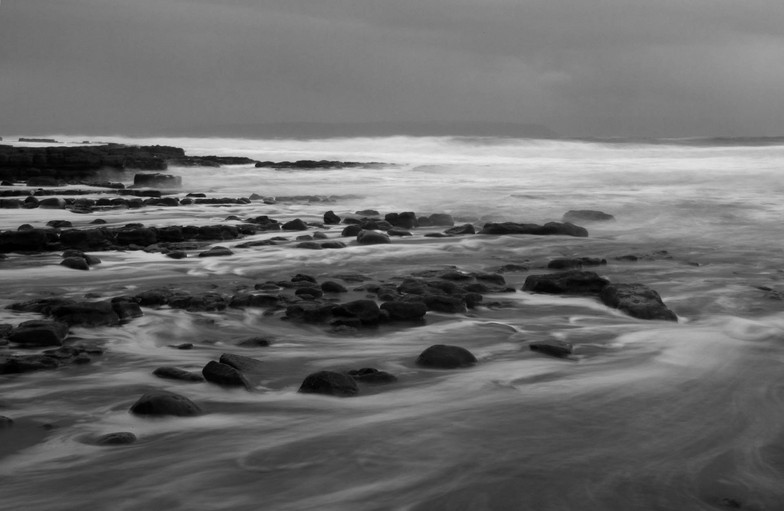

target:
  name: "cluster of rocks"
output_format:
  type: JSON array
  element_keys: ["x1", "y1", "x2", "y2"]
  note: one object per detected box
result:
[
  {"x1": 7, "y1": 297, "x2": 143, "y2": 327},
  {"x1": 523, "y1": 269, "x2": 677, "y2": 321},
  {"x1": 0, "y1": 222, "x2": 254, "y2": 254},
  {"x1": 0, "y1": 318, "x2": 105, "y2": 375},
  {"x1": 0, "y1": 192, "x2": 253, "y2": 212}
]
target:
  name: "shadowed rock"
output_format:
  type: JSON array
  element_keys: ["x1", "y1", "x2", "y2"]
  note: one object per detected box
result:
[
  {"x1": 323, "y1": 210, "x2": 341, "y2": 224},
  {"x1": 8, "y1": 320, "x2": 69, "y2": 347},
  {"x1": 129, "y1": 390, "x2": 202, "y2": 417},
  {"x1": 202, "y1": 361, "x2": 251, "y2": 388},
  {"x1": 357, "y1": 230, "x2": 391, "y2": 245},
  {"x1": 50, "y1": 301, "x2": 120, "y2": 326},
  {"x1": 481, "y1": 221, "x2": 588, "y2": 237},
  {"x1": 298, "y1": 370, "x2": 359, "y2": 397},
  {"x1": 347, "y1": 368, "x2": 398, "y2": 384},
  {"x1": 416, "y1": 344, "x2": 477, "y2": 369},
  {"x1": 523, "y1": 270, "x2": 610, "y2": 295},
  {"x1": 380, "y1": 301, "x2": 428, "y2": 321},
  {"x1": 60, "y1": 256, "x2": 90, "y2": 271},
  {"x1": 600, "y1": 283, "x2": 678, "y2": 321}
]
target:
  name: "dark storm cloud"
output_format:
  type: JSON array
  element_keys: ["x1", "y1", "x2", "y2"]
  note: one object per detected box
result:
[{"x1": 1, "y1": 0, "x2": 782, "y2": 137}]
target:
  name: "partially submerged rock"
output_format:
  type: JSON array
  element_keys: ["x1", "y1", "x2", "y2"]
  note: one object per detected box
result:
[
  {"x1": 298, "y1": 370, "x2": 359, "y2": 397},
  {"x1": 202, "y1": 361, "x2": 252, "y2": 389},
  {"x1": 481, "y1": 221, "x2": 588, "y2": 237},
  {"x1": 8, "y1": 320, "x2": 69, "y2": 347},
  {"x1": 562, "y1": 210, "x2": 615, "y2": 223},
  {"x1": 347, "y1": 368, "x2": 397, "y2": 384},
  {"x1": 129, "y1": 390, "x2": 202, "y2": 417},
  {"x1": 600, "y1": 283, "x2": 678, "y2": 321},
  {"x1": 416, "y1": 344, "x2": 477, "y2": 369},
  {"x1": 522, "y1": 270, "x2": 610, "y2": 295}
]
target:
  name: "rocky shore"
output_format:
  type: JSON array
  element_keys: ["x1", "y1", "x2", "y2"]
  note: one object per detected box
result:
[{"x1": 0, "y1": 142, "x2": 680, "y2": 449}]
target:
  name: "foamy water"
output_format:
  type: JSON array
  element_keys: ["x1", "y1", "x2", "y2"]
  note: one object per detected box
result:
[{"x1": 1, "y1": 136, "x2": 784, "y2": 510}]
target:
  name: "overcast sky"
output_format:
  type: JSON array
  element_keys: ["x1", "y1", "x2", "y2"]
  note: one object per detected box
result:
[{"x1": 1, "y1": 0, "x2": 783, "y2": 138}]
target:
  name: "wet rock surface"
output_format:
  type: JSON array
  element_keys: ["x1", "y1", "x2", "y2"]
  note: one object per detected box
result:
[
  {"x1": 416, "y1": 345, "x2": 478, "y2": 369},
  {"x1": 129, "y1": 390, "x2": 203, "y2": 417}
]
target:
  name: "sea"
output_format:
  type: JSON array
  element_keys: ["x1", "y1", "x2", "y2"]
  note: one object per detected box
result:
[{"x1": 1, "y1": 135, "x2": 783, "y2": 510}]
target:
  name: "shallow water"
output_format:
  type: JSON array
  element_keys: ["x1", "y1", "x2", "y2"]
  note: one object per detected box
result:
[{"x1": 1, "y1": 136, "x2": 784, "y2": 510}]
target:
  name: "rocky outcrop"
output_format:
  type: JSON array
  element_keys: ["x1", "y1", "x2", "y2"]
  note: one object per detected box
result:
[
  {"x1": 255, "y1": 160, "x2": 385, "y2": 170},
  {"x1": 481, "y1": 222, "x2": 588, "y2": 237}
]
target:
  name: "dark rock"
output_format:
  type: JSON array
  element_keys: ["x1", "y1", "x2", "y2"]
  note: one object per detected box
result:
[
  {"x1": 116, "y1": 227, "x2": 157, "y2": 246},
  {"x1": 285, "y1": 303, "x2": 336, "y2": 323},
  {"x1": 153, "y1": 366, "x2": 205, "y2": 382},
  {"x1": 530, "y1": 340, "x2": 573, "y2": 358},
  {"x1": 444, "y1": 224, "x2": 475, "y2": 235},
  {"x1": 282, "y1": 218, "x2": 308, "y2": 231},
  {"x1": 422, "y1": 295, "x2": 467, "y2": 313},
  {"x1": 599, "y1": 283, "x2": 678, "y2": 321},
  {"x1": 91, "y1": 219, "x2": 107, "y2": 225},
  {"x1": 38, "y1": 197, "x2": 66, "y2": 209},
  {"x1": 135, "y1": 288, "x2": 174, "y2": 306},
  {"x1": 523, "y1": 270, "x2": 610, "y2": 295},
  {"x1": 334, "y1": 300, "x2": 382, "y2": 325},
  {"x1": 0, "y1": 324, "x2": 11, "y2": 338},
  {"x1": 355, "y1": 209, "x2": 380, "y2": 216},
  {"x1": 95, "y1": 432, "x2": 137, "y2": 446},
  {"x1": 47, "y1": 220, "x2": 72, "y2": 229},
  {"x1": 297, "y1": 241, "x2": 323, "y2": 250},
  {"x1": 384, "y1": 212, "x2": 417, "y2": 229},
  {"x1": 198, "y1": 246, "x2": 233, "y2": 257},
  {"x1": 295, "y1": 287, "x2": 324, "y2": 299},
  {"x1": 166, "y1": 250, "x2": 187, "y2": 259},
  {"x1": 476, "y1": 273, "x2": 506, "y2": 286},
  {"x1": 341, "y1": 224, "x2": 363, "y2": 237},
  {"x1": 321, "y1": 241, "x2": 347, "y2": 249},
  {"x1": 50, "y1": 301, "x2": 120, "y2": 326},
  {"x1": 8, "y1": 320, "x2": 69, "y2": 347},
  {"x1": 170, "y1": 343, "x2": 194, "y2": 350},
  {"x1": 548, "y1": 257, "x2": 605, "y2": 270},
  {"x1": 323, "y1": 210, "x2": 341, "y2": 224},
  {"x1": 0, "y1": 354, "x2": 61, "y2": 373},
  {"x1": 292, "y1": 273, "x2": 317, "y2": 283},
  {"x1": 219, "y1": 353, "x2": 264, "y2": 376},
  {"x1": 387, "y1": 227, "x2": 412, "y2": 237},
  {"x1": 380, "y1": 301, "x2": 427, "y2": 321},
  {"x1": 321, "y1": 281, "x2": 348, "y2": 293},
  {"x1": 0, "y1": 416, "x2": 14, "y2": 428},
  {"x1": 357, "y1": 230, "x2": 390, "y2": 245},
  {"x1": 202, "y1": 361, "x2": 251, "y2": 388},
  {"x1": 298, "y1": 370, "x2": 359, "y2": 397},
  {"x1": 0, "y1": 228, "x2": 55, "y2": 252},
  {"x1": 427, "y1": 213, "x2": 455, "y2": 226},
  {"x1": 562, "y1": 210, "x2": 615, "y2": 223},
  {"x1": 347, "y1": 368, "x2": 397, "y2": 384},
  {"x1": 480, "y1": 221, "x2": 588, "y2": 237},
  {"x1": 133, "y1": 173, "x2": 181, "y2": 187},
  {"x1": 60, "y1": 256, "x2": 90, "y2": 271},
  {"x1": 416, "y1": 344, "x2": 477, "y2": 369},
  {"x1": 129, "y1": 390, "x2": 202, "y2": 417}
]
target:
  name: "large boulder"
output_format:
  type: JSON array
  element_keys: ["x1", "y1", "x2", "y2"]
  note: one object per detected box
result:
[
  {"x1": 599, "y1": 283, "x2": 677, "y2": 321},
  {"x1": 129, "y1": 390, "x2": 202, "y2": 417},
  {"x1": 8, "y1": 320, "x2": 69, "y2": 347},
  {"x1": 416, "y1": 344, "x2": 477, "y2": 369},
  {"x1": 522, "y1": 270, "x2": 610, "y2": 295},
  {"x1": 298, "y1": 370, "x2": 359, "y2": 397}
]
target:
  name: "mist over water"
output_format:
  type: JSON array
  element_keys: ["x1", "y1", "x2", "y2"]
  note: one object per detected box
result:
[{"x1": 2, "y1": 136, "x2": 784, "y2": 510}]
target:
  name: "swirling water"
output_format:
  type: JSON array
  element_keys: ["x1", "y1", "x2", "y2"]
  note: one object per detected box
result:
[{"x1": 1, "y1": 136, "x2": 784, "y2": 510}]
